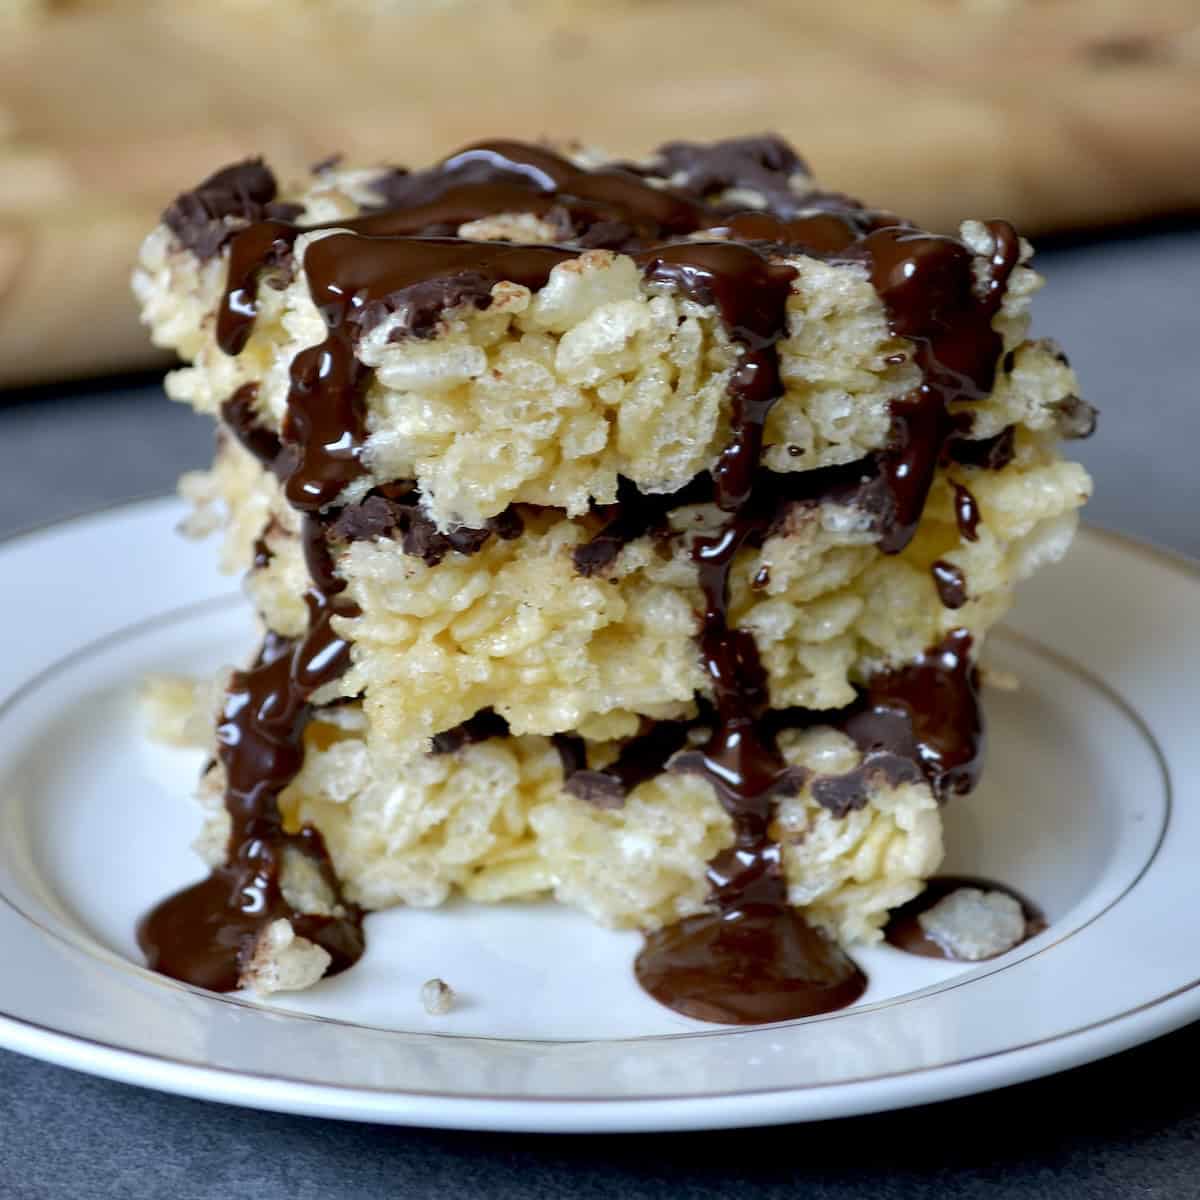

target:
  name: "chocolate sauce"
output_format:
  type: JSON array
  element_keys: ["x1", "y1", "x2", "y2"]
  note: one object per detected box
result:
[
  {"x1": 430, "y1": 707, "x2": 511, "y2": 755},
  {"x1": 861, "y1": 221, "x2": 1019, "y2": 553},
  {"x1": 329, "y1": 487, "x2": 523, "y2": 566},
  {"x1": 648, "y1": 214, "x2": 1021, "y2": 555},
  {"x1": 557, "y1": 718, "x2": 696, "y2": 808},
  {"x1": 640, "y1": 243, "x2": 798, "y2": 514},
  {"x1": 640, "y1": 626, "x2": 981, "y2": 1021},
  {"x1": 651, "y1": 135, "x2": 810, "y2": 218},
  {"x1": 884, "y1": 875, "x2": 1046, "y2": 960},
  {"x1": 573, "y1": 457, "x2": 887, "y2": 576},
  {"x1": 220, "y1": 383, "x2": 284, "y2": 472},
  {"x1": 369, "y1": 138, "x2": 714, "y2": 244},
  {"x1": 952, "y1": 482, "x2": 981, "y2": 542},
  {"x1": 631, "y1": 219, "x2": 1011, "y2": 1025},
  {"x1": 572, "y1": 474, "x2": 710, "y2": 577},
  {"x1": 950, "y1": 426, "x2": 1016, "y2": 472},
  {"x1": 137, "y1": 517, "x2": 365, "y2": 990},
  {"x1": 932, "y1": 560, "x2": 968, "y2": 609},
  {"x1": 163, "y1": 160, "x2": 302, "y2": 262},
  {"x1": 145, "y1": 137, "x2": 1018, "y2": 1010},
  {"x1": 216, "y1": 220, "x2": 299, "y2": 358},
  {"x1": 635, "y1": 906, "x2": 867, "y2": 1025},
  {"x1": 856, "y1": 629, "x2": 983, "y2": 800},
  {"x1": 811, "y1": 630, "x2": 982, "y2": 818},
  {"x1": 252, "y1": 517, "x2": 281, "y2": 571},
  {"x1": 551, "y1": 732, "x2": 588, "y2": 780},
  {"x1": 632, "y1": 232, "x2": 870, "y2": 1024}
]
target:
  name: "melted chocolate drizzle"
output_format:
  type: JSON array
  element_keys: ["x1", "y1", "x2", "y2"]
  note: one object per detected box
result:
[
  {"x1": 932, "y1": 560, "x2": 968, "y2": 609},
  {"x1": 952, "y1": 482, "x2": 982, "y2": 542},
  {"x1": 221, "y1": 383, "x2": 284, "y2": 473},
  {"x1": 809, "y1": 630, "x2": 982, "y2": 818},
  {"x1": 630, "y1": 206, "x2": 1011, "y2": 1026},
  {"x1": 650, "y1": 136, "x2": 810, "y2": 217},
  {"x1": 861, "y1": 221, "x2": 1019, "y2": 552},
  {"x1": 137, "y1": 519, "x2": 365, "y2": 990},
  {"x1": 163, "y1": 160, "x2": 302, "y2": 262},
  {"x1": 572, "y1": 461, "x2": 879, "y2": 578},
  {"x1": 368, "y1": 138, "x2": 713, "y2": 247},
  {"x1": 145, "y1": 137, "x2": 1018, "y2": 1013},
  {"x1": 633, "y1": 236, "x2": 865, "y2": 1026}
]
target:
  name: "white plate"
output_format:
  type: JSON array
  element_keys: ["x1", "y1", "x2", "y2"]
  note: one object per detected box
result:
[{"x1": 0, "y1": 498, "x2": 1196, "y2": 1132}]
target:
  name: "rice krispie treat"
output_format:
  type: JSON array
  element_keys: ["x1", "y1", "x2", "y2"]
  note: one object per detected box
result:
[{"x1": 133, "y1": 136, "x2": 1093, "y2": 1023}]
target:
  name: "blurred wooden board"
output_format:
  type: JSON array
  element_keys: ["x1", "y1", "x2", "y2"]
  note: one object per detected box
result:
[{"x1": 2, "y1": 0, "x2": 1199, "y2": 387}]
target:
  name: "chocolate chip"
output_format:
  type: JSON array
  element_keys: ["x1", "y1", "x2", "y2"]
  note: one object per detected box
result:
[
  {"x1": 653, "y1": 134, "x2": 810, "y2": 216},
  {"x1": 430, "y1": 708, "x2": 511, "y2": 755},
  {"x1": 330, "y1": 489, "x2": 521, "y2": 566},
  {"x1": 932, "y1": 560, "x2": 968, "y2": 609},
  {"x1": 948, "y1": 426, "x2": 1016, "y2": 471},
  {"x1": 163, "y1": 159, "x2": 301, "y2": 261},
  {"x1": 1049, "y1": 394, "x2": 1098, "y2": 440}
]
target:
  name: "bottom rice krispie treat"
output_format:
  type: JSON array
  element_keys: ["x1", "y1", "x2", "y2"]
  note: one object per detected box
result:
[{"x1": 134, "y1": 135, "x2": 1093, "y2": 1023}]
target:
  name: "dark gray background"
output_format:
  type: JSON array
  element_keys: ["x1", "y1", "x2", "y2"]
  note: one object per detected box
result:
[{"x1": 1, "y1": 228, "x2": 1197, "y2": 1198}]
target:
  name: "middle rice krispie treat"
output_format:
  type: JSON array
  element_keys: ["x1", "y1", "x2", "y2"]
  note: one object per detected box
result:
[{"x1": 134, "y1": 136, "x2": 1093, "y2": 1022}]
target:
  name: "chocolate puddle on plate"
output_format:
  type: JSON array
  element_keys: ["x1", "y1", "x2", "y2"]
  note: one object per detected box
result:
[{"x1": 884, "y1": 875, "x2": 1047, "y2": 961}]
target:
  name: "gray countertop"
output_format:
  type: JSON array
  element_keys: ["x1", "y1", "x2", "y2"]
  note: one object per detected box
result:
[{"x1": 1, "y1": 228, "x2": 1197, "y2": 1198}]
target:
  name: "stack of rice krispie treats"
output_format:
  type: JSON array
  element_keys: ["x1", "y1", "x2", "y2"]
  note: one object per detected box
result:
[{"x1": 134, "y1": 136, "x2": 1092, "y2": 1021}]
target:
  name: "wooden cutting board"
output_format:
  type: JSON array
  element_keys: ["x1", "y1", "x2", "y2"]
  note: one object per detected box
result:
[{"x1": 2, "y1": 0, "x2": 1198, "y2": 388}]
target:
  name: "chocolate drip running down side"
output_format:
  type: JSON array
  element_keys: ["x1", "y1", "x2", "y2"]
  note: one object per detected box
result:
[
  {"x1": 635, "y1": 240, "x2": 869, "y2": 1025},
  {"x1": 137, "y1": 518, "x2": 365, "y2": 990},
  {"x1": 631, "y1": 222, "x2": 1016, "y2": 1023},
  {"x1": 221, "y1": 383, "x2": 284, "y2": 473},
  {"x1": 640, "y1": 630, "x2": 982, "y2": 1022},
  {"x1": 545, "y1": 628, "x2": 982, "y2": 820},
  {"x1": 146, "y1": 243, "x2": 569, "y2": 992},
  {"x1": 808, "y1": 630, "x2": 982, "y2": 818},
  {"x1": 144, "y1": 144, "x2": 653, "y2": 994},
  {"x1": 143, "y1": 136, "x2": 1016, "y2": 1011},
  {"x1": 861, "y1": 221, "x2": 1020, "y2": 553},
  {"x1": 952, "y1": 482, "x2": 982, "y2": 542},
  {"x1": 635, "y1": 220, "x2": 1014, "y2": 1026},
  {"x1": 932, "y1": 560, "x2": 969, "y2": 609}
]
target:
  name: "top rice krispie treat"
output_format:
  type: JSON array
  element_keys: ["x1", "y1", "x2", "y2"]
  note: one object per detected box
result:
[{"x1": 134, "y1": 136, "x2": 1093, "y2": 1023}]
